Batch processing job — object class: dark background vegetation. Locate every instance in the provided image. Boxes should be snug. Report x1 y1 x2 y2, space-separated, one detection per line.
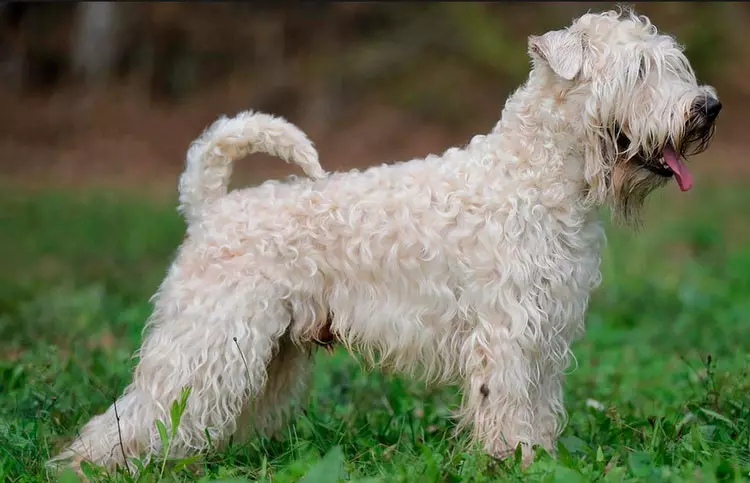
1 2 747 188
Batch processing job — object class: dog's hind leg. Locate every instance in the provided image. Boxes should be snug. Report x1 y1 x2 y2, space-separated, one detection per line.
49 281 291 473
232 336 314 443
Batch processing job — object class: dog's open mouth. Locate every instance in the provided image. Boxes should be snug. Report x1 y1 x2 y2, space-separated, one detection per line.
641 143 693 192
616 130 694 192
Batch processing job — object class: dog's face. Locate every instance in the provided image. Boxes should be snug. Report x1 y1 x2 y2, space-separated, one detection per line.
529 9 721 223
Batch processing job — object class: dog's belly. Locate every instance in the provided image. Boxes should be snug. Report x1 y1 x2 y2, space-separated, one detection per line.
288 271 472 380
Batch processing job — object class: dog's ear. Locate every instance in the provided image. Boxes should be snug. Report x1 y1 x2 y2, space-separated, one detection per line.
529 29 584 81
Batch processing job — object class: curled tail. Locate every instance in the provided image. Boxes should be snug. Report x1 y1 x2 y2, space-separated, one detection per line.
178 110 326 223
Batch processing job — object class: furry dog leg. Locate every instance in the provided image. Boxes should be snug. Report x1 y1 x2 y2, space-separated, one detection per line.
49 267 292 471
232 337 314 442
458 326 549 466
531 365 566 455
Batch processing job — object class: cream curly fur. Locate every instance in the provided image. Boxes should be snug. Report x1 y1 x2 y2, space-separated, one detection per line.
50 8 720 473
178 110 326 224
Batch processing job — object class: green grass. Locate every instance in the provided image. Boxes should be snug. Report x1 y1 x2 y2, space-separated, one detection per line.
2 181 750 482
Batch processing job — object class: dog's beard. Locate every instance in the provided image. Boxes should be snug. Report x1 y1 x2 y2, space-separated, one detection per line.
611 160 670 225
608 114 716 225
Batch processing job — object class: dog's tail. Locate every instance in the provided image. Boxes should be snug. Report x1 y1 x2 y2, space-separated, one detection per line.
178 110 326 223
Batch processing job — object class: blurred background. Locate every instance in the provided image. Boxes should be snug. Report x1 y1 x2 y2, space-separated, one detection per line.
0 2 747 190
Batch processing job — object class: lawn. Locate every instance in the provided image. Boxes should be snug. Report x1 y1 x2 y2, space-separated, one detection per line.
1 180 750 482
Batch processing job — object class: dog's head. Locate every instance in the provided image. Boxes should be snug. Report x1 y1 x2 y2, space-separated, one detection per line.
529 8 720 223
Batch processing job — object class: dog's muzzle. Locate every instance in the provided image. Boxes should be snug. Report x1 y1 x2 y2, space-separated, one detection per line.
616 94 721 191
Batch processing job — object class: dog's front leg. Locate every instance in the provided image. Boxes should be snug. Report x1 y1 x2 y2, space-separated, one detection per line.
458 333 545 466
530 359 566 456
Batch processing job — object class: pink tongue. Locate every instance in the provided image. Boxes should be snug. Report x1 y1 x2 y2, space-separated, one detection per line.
663 144 693 192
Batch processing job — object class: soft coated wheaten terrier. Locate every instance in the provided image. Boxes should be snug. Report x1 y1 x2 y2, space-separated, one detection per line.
51 8 721 472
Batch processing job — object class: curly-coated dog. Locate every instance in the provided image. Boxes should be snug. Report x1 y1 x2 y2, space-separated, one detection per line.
51 8 721 471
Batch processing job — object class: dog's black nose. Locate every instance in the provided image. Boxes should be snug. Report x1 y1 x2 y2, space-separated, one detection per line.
703 97 722 121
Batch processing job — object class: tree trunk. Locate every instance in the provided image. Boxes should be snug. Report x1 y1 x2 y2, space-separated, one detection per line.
70 2 123 85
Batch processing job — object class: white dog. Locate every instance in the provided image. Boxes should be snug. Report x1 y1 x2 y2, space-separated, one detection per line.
51 8 720 472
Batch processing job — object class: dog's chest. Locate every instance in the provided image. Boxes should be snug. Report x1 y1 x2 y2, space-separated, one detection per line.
459 207 603 334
